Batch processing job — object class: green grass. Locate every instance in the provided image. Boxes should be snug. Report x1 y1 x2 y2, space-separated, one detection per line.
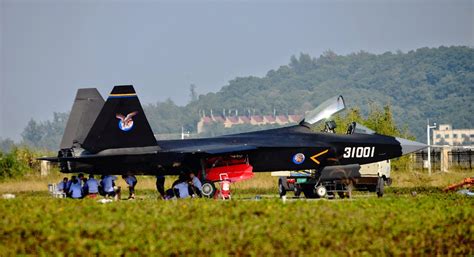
0 170 473 256
0 189 472 256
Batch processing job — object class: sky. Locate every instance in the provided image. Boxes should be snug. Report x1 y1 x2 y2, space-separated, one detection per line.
1 0 473 141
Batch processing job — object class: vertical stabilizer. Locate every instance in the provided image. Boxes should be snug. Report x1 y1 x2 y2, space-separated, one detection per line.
82 85 157 153
60 88 105 149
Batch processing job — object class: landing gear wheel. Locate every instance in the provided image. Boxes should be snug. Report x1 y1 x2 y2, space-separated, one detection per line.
376 177 384 198
315 185 327 198
201 182 216 198
278 179 287 198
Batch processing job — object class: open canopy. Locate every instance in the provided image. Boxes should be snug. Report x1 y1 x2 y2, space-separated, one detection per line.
301 95 345 125
353 123 376 135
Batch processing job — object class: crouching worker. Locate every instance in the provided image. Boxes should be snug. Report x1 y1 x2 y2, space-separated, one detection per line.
84 174 99 198
122 175 137 200
163 174 189 199
101 175 121 200
173 174 191 199
189 172 202 197
68 176 83 199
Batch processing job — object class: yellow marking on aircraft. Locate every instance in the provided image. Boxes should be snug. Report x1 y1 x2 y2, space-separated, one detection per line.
109 93 137 97
310 149 329 164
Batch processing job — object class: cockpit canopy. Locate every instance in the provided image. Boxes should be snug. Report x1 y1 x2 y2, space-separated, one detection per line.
301 95 345 125
353 123 376 135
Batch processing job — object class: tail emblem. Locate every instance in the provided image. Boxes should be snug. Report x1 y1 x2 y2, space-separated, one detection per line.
116 111 138 131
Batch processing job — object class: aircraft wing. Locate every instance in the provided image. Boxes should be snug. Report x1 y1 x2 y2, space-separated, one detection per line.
164 144 257 154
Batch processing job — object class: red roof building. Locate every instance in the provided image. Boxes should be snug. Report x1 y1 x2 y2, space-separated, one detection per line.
263 115 276 123
239 116 251 124
276 115 288 124
288 115 302 123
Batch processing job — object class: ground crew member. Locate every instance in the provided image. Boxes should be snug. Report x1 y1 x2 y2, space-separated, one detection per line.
156 175 166 199
171 173 191 199
65 176 76 197
102 175 120 200
84 174 99 198
57 177 68 193
68 177 83 199
173 180 191 199
123 175 137 199
189 172 202 197
78 173 86 186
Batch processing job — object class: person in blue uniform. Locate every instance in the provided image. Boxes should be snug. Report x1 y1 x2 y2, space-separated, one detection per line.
102 175 120 200
122 175 137 199
189 172 202 197
173 180 191 199
68 176 83 199
169 173 192 199
78 173 86 186
65 176 75 197
57 177 68 193
84 174 99 198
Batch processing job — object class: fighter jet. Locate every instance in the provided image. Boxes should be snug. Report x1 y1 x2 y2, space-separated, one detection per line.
41 85 426 197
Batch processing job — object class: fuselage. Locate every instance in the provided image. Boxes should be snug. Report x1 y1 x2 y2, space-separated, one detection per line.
62 125 406 175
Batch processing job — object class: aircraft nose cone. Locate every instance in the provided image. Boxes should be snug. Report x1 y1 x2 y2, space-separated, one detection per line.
396 137 427 155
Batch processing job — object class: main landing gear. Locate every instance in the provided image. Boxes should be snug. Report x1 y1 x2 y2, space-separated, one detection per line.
201 182 217 198
279 176 354 199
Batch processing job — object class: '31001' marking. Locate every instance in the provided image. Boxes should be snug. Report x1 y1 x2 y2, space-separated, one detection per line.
343 147 375 158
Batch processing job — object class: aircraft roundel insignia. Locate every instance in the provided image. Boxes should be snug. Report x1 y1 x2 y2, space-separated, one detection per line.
116 111 138 132
292 153 305 164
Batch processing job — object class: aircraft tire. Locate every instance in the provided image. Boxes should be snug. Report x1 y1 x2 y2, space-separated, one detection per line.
376 177 384 197
315 185 327 198
278 179 287 197
201 182 216 198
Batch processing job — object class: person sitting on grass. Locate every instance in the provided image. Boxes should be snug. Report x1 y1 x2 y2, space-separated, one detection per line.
163 174 186 199
57 177 68 193
172 173 192 199
102 175 120 200
65 175 75 196
68 176 83 199
84 174 99 198
122 175 137 200
98 175 105 196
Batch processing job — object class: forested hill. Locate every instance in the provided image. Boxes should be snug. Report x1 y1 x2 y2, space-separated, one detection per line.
19 46 474 149
172 46 473 141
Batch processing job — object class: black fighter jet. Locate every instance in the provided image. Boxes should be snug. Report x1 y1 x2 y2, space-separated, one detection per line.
41 85 426 197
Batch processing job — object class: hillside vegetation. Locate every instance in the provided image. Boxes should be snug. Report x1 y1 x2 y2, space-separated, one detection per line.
20 46 474 149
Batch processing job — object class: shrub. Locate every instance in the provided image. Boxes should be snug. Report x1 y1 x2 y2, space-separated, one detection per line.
0 147 43 180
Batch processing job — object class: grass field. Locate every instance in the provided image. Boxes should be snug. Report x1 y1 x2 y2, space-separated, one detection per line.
0 170 473 256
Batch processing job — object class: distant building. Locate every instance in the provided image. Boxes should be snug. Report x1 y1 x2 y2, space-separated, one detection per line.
197 114 302 134
433 124 474 146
